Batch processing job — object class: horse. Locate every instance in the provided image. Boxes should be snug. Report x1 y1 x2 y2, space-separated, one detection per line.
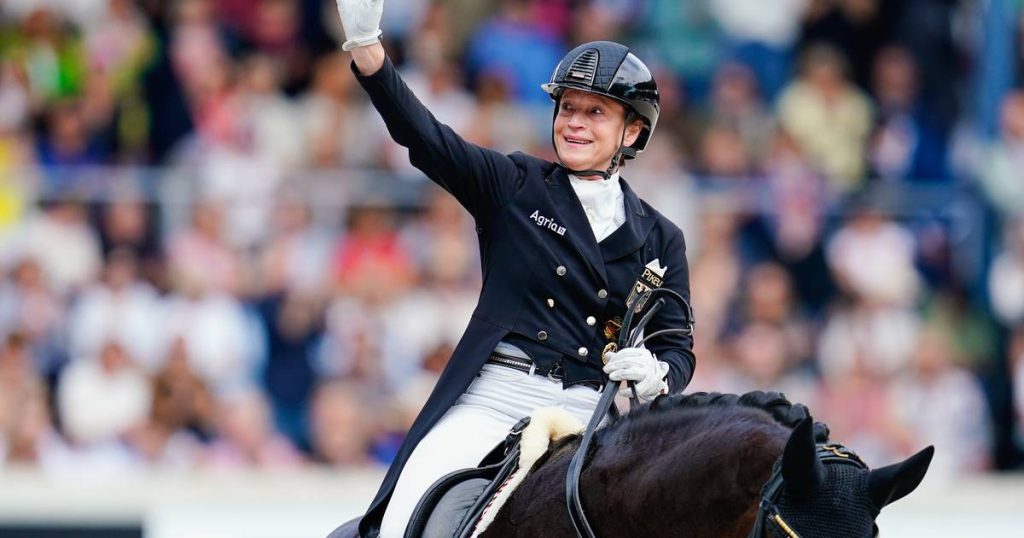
329 391 933 537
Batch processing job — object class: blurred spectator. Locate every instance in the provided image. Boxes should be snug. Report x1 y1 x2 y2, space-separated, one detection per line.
167 200 242 295
461 70 541 155
0 257 66 376
696 123 755 178
635 0 721 102
0 61 35 205
123 338 210 469
1012 328 1024 454
81 0 155 158
0 380 64 466
400 190 479 288
889 325 992 476
242 0 311 89
722 321 819 407
296 51 372 169
0 332 50 463
234 53 302 168
760 131 836 312
57 339 152 446
815 355 900 467
0 199 102 297
204 387 303 468
68 249 164 372
333 205 413 297
257 291 325 450
96 194 165 288
703 63 776 167
989 217 1024 327
150 338 216 433
434 0 501 58
687 210 743 360
730 262 815 362
4 8 87 103
978 90 1024 218
817 300 920 381
826 203 920 306
465 0 565 105
259 200 332 295
709 0 807 101
162 284 258 394
868 45 949 182
798 0 890 89
777 44 873 190
309 380 375 465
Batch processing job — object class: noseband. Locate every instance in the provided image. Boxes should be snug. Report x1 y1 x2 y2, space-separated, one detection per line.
749 443 875 538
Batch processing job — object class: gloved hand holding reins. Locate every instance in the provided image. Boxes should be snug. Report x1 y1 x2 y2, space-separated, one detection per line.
602 347 669 401
335 0 384 51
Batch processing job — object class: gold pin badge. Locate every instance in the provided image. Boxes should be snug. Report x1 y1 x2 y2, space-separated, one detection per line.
602 342 618 364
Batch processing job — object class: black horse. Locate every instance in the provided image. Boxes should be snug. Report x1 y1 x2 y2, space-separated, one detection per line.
331 391 933 537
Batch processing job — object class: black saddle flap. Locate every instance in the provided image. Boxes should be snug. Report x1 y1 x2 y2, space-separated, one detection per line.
404 418 530 538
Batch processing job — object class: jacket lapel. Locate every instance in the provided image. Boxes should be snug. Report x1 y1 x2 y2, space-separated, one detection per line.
547 167 608 284
600 178 656 262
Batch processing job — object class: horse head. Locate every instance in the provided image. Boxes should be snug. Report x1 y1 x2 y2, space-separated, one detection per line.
760 417 934 538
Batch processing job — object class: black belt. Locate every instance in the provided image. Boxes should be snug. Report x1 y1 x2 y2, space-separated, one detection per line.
486 352 564 381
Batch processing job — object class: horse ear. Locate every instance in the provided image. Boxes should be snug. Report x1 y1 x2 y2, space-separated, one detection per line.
781 416 824 501
868 446 934 509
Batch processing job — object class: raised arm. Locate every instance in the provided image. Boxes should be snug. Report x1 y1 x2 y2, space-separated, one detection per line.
334 0 526 218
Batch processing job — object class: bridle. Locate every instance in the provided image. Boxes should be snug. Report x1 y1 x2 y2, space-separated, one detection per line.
565 287 695 538
749 443 877 538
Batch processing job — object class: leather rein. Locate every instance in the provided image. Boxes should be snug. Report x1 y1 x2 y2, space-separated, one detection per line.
565 287 695 538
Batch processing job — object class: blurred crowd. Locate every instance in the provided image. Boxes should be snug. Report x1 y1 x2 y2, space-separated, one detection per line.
0 0 1022 479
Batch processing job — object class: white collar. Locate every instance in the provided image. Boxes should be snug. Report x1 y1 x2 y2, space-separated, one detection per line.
568 172 625 241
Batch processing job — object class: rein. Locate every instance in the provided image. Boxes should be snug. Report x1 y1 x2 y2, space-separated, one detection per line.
565 287 694 538
748 443 871 538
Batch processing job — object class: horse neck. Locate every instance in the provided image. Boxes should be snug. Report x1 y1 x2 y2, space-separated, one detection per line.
484 407 790 538
584 408 790 537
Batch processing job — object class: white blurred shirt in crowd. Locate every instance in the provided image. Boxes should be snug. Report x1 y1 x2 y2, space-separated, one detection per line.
709 0 807 47
57 357 152 446
0 209 102 296
826 217 920 306
890 369 991 476
68 281 165 372
988 247 1024 325
817 304 921 380
162 292 260 394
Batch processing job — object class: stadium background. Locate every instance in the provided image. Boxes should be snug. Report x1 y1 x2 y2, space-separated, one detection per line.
0 0 1022 536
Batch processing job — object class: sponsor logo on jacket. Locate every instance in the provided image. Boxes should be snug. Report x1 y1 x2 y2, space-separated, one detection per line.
530 210 566 236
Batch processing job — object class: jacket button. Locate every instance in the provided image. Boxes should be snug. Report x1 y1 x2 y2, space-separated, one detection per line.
586 316 596 326
547 298 555 308
556 266 567 276
597 289 608 299
537 331 548 341
578 347 588 357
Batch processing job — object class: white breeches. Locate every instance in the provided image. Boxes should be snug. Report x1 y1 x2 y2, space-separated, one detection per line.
378 364 601 537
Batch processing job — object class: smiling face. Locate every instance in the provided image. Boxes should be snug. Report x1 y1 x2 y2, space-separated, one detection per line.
553 89 642 178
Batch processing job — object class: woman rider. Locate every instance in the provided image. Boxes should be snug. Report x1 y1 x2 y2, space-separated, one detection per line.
333 1 696 535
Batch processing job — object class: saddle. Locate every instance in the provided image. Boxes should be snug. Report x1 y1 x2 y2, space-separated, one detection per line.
403 417 530 538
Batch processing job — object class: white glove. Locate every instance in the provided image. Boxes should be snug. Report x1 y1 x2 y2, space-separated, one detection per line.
602 347 669 401
335 0 384 51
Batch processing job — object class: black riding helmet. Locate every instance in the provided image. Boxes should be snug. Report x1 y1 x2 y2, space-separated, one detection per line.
542 41 660 178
